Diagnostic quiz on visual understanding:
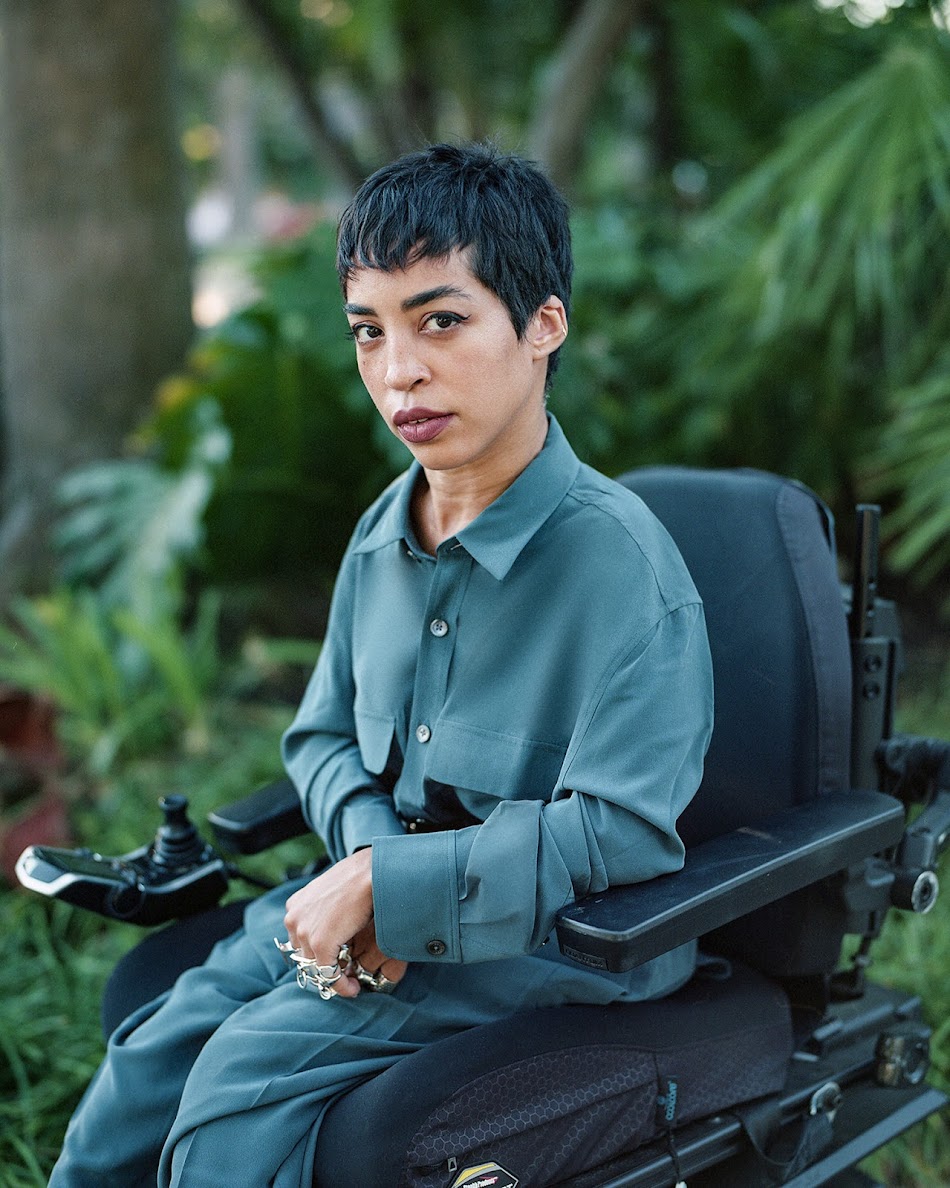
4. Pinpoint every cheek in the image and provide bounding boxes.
[356,352,380,389]
[357,360,389,416]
